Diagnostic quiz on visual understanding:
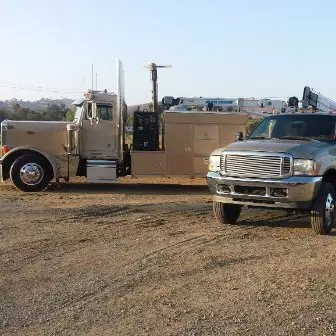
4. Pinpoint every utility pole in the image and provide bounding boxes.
[144,63,172,113]
[144,63,171,150]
